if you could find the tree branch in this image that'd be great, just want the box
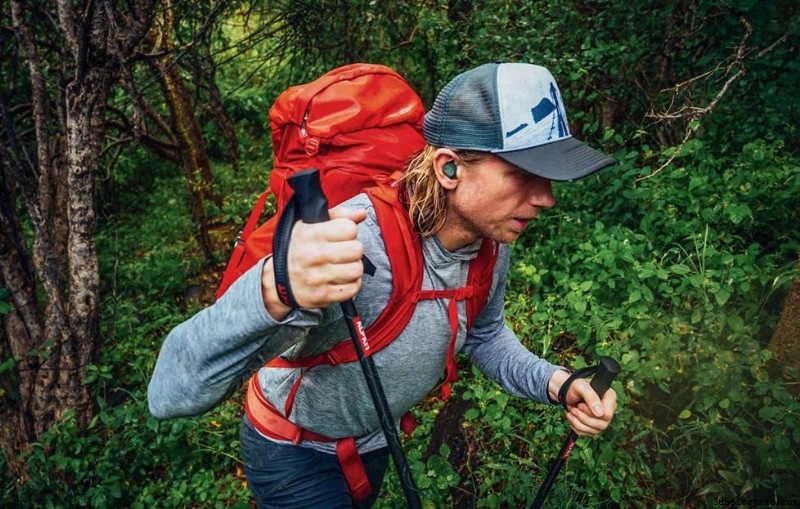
[636,18,789,182]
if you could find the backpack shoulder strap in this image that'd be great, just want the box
[266,176,499,413]
[465,239,500,329]
[274,176,423,365]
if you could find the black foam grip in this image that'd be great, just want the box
[589,356,622,398]
[271,169,327,309]
[288,169,329,224]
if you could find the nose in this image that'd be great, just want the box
[529,178,556,209]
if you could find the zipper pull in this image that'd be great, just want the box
[300,111,309,137]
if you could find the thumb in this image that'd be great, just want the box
[329,206,368,224]
[571,379,605,417]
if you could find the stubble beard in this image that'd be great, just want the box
[447,202,519,246]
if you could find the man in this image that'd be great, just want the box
[149,62,619,508]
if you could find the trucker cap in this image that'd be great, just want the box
[423,63,615,181]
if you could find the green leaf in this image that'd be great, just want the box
[758,406,780,420]
[0,357,16,374]
[689,273,705,288]
[464,408,480,421]
[678,409,692,419]
[727,315,744,331]
[671,264,691,275]
[728,204,753,224]
[714,288,731,306]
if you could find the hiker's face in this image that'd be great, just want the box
[443,155,555,248]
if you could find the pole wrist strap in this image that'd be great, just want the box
[557,365,599,410]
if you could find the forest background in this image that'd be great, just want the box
[1,1,799,508]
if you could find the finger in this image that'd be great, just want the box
[602,388,618,416]
[329,207,368,224]
[324,261,364,284]
[574,396,617,423]
[568,379,605,418]
[568,408,610,437]
[569,406,611,431]
[324,240,364,265]
[315,218,360,242]
[566,412,601,437]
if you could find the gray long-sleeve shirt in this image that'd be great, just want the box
[148,193,562,454]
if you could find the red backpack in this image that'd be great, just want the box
[217,64,499,501]
[217,63,428,297]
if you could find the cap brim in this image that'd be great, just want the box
[496,137,616,181]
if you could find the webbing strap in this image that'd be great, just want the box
[245,375,373,502]
[241,187,272,242]
[336,438,372,502]
[413,286,475,399]
[245,375,333,444]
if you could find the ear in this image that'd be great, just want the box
[433,148,459,190]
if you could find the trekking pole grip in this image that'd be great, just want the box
[288,169,329,224]
[589,356,621,399]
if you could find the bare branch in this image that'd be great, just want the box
[637,17,789,182]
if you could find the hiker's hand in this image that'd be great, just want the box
[261,207,368,319]
[550,370,618,437]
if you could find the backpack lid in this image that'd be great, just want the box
[269,64,425,147]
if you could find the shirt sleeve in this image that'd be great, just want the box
[147,257,322,419]
[461,245,565,405]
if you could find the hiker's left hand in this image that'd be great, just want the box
[551,371,618,437]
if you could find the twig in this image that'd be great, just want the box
[637,18,789,182]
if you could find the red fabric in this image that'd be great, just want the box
[245,378,373,501]
[245,376,333,445]
[336,438,372,501]
[259,178,499,417]
[216,64,426,298]
[401,412,416,436]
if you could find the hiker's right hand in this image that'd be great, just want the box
[262,207,368,320]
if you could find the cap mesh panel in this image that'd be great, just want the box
[423,64,502,150]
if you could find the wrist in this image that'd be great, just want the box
[548,368,570,405]
[261,256,291,321]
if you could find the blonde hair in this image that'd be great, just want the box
[399,145,490,237]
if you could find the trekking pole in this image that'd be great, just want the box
[530,356,621,509]
[287,169,423,509]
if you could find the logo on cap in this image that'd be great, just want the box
[505,83,568,142]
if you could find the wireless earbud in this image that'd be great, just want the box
[443,161,457,179]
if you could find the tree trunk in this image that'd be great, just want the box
[184,52,240,168]
[1,0,153,482]
[150,2,219,264]
[60,66,109,428]
[768,257,800,396]
[153,55,216,263]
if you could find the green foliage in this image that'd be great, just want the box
[10,401,248,508]
[2,170,250,508]
[4,1,799,508]
[497,137,800,505]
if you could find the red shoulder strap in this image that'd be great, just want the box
[466,238,499,329]
[267,175,420,362]
[267,177,499,414]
